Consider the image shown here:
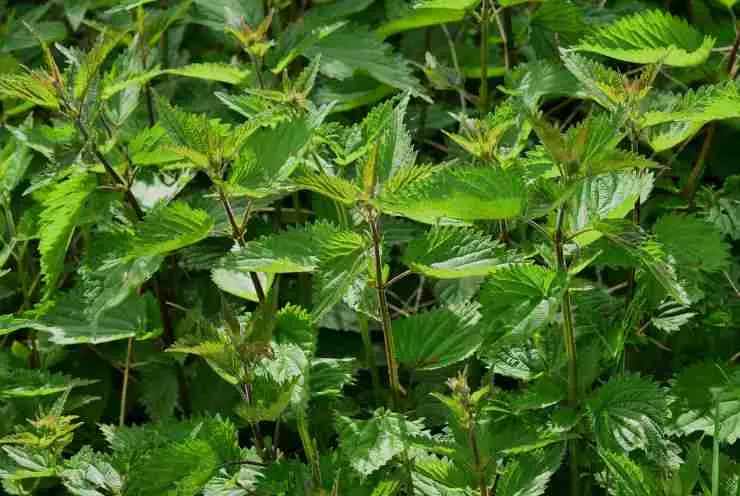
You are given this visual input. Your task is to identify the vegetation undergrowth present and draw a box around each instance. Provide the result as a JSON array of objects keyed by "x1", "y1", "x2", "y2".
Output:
[{"x1": 0, "y1": 0, "x2": 740, "y2": 494}]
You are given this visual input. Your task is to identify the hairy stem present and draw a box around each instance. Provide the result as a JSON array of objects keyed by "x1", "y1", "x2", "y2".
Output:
[
  {"x1": 478, "y1": 0, "x2": 490, "y2": 114},
  {"x1": 217, "y1": 186, "x2": 266, "y2": 302},
  {"x1": 119, "y1": 336, "x2": 134, "y2": 427},
  {"x1": 369, "y1": 212, "x2": 401, "y2": 406},
  {"x1": 297, "y1": 411, "x2": 322, "y2": 489},
  {"x1": 359, "y1": 314, "x2": 382, "y2": 398},
  {"x1": 469, "y1": 426, "x2": 488, "y2": 496},
  {"x1": 681, "y1": 123, "x2": 716, "y2": 204},
  {"x1": 554, "y1": 205, "x2": 579, "y2": 496}
]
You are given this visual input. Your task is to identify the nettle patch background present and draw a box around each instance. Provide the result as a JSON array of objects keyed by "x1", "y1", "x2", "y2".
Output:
[{"x1": 0, "y1": 0, "x2": 739, "y2": 494}]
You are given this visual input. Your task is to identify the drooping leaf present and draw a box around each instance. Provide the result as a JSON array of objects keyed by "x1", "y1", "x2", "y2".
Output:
[
  {"x1": 393, "y1": 304, "x2": 482, "y2": 370},
  {"x1": 654, "y1": 214, "x2": 729, "y2": 273},
  {"x1": 403, "y1": 226, "x2": 515, "y2": 279},
  {"x1": 130, "y1": 201, "x2": 214, "y2": 258},
  {"x1": 164, "y1": 62, "x2": 250, "y2": 84},
  {"x1": 575, "y1": 10, "x2": 714, "y2": 67},
  {"x1": 61, "y1": 446, "x2": 122, "y2": 496},
  {"x1": 598, "y1": 450, "x2": 657, "y2": 496},
  {"x1": 376, "y1": 0, "x2": 480, "y2": 39}
]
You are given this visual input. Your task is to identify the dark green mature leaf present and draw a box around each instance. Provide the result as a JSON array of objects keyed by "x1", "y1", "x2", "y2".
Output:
[
  {"x1": 30, "y1": 288, "x2": 159, "y2": 344},
  {"x1": 130, "y1": 201, "x2": 214, "y2": 258},
  {"x1": 598, "y1": 450, "x2": 657, "y2": 496},
  {"x1": 575, "y1": 10, "x2": 714, "y2": 67},
  {"x1": 496, "y1": 445, "x2": 564, "y2": 496},
  {"x1": 0, "y1": 368, "x2": 95, "y2": 399},
  {"x1": 654, "y1": 214, "x2": 729, "y2": 273},
  {"x1": 479, "y1": 264, "x2": 565, "y2": 339},
  {"x1": 376, "y1": 166, "x2": 527, "y2": 223},
  {"x1": 588, "y1": 375, "x2": 667, "y2": 454},
  {"x1": 306, "y1": 25, "x2": 425, "y2": 97},
  {"x1": 393, "y1": 304, "x2": 482, "y2": 370},
  {"x1": 337, "y1": 408, "x2": 427, "y2": 477},
  {"x1": 312, "y1": 231, "x2": 370, "y2": 322}
]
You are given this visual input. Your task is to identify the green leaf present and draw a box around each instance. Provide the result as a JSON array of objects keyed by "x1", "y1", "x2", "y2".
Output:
[
  {"x1": 211, "y1": 269, "x2": 272, "y2": 303},
  {"x1": 0, "y1": 367, "x2": 95, "y2": 399},
  {"x1": 293, "y1": 170, "x2": 362, "y2": 205},
  {"x1": 654, "y1": 214, "x2": 729, "y2": 273},
  {"x1": 560, "y1": 51, "x2": 628, "y2": 111},
  {"x1": 31, "y1": 288, "x2": 159, "y2": 344},
  {"x1": 640, "y1": 82, "x2": 740, "y2": 152},
  {"x1": 479, "y1": 264, "x2": 565, "y2": 339},
  {"x1": 130, "y1": 201, "x2": 214, "y2": 258},
  {"x1": 496, "y1": 445, "x2": 564, "y2": 496},
  {"x1": 587, "y1": 375, "x2": 667, "y2": 454},
  {"x1": 376, "y1": 0, "x2": 480, "y2": 39},
  {"x1": 394, "y1": 304, "x2": 482, "y2": 370},
  {"x1": 164, "y1": 62, "x2": 250, "y2": 84},
  {"x1": 337, "y1": 408, "x2": 427, "y2": 477},
  {"x1": 312, "y1": 231, "x2": 370, "y2": 322},
  {"x1": 376, "y1": 166, "x2": 526, "y2": 224},
  {"x1": 570, "y1": 171, "x2": 654, "y2": 247},
  {"x1": 403, "y1": 226, "x2": 515, "y2": 279},
  {"x1": 306, "y1": 25, "x2": 425, "y2": 97},
  {"x1": 598, "y1": 450, "x2": 657, "y2": 496},
  {"x1": 309, "y1": 358, "x2": 356, "y2": 399},
  {"x1": 138, "y1": 362, "x2": 180, "y2": 420},
  {"x1": 38, "y1": 174, "x2": 96, "y2": 293},
  {"x1": 218, "y1": 222, "x2": 337, "y2": 274},
  {"x1": 61, "y1": 446, "x2": 122, "y2": 496},
  {"x1": 228, "y1": 117, "x2": 312, "y2": 197},
  {"x1": 74, "y1": 32, "x2": 125, "y2": 101},
  {"x1": 575, "y1": 10, "x2": 715, "y2": 67},
  {"x1": 0, "y1": 133, "x2": 32, "y2": 201}
]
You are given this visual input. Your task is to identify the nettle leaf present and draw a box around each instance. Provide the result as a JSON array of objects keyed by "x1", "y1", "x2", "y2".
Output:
[
  {"x1": 570, "y1": 171, "x2": 654, "y2": 247},
  {"x1": 211, "y1": 269, "x2": 272, "y2": 303},
  {"x1": 38, "y1": 174, "x2": 96, "y2": 293},
  {"x1": 130, "y1": 201, "x2": 214, "y2": 258},
  {"x1": 376, "y1": 166, "x2": 527, "y2": 224},
  {"x1": 479, "y1": 264, "x2": 566, "y2": 340},
  {"x1": 337, "y1": 408, "x2": 427, "y2": 477},
  {"x1": 73, "y1": 32, "x2": 125, "y2": 101},
  {"x1": 164, "y1": 62, "x2": 250, "y2": 84},
  {"x1": 598, "y1": 450, "x2": 657, "y2": 496},
  {"x1": 508, "y1": 59, "x2": 585, "y2": 111},
  {"x1": 560, "y1": 51, "x2": 628, "y2": 110},
  {"x1": 587, "y1": 375, "x2": 668, "y2": 454},
  {"x1": 376, "y1": 0, "x2": 480, "y2": 39},
  {"x1": 654, "y1": 214, "x2": 729, "y2": 273},
  {"x1": 671, "y1": 363, "x2": 740, "y2": 444},
  {"x1": 293, "y1": 170, "x2": 362, "y2": 205},
  {"x1": 0, "y1": 71, "x2": 60, "y2": 109},
  {"x1": 312, "y1": 231, "x2": 371, "y2": 322},
  {"x1": 496, "y1": 445, "x2": 564, "y2": 496},
  {"x1": 640, "y1": 81, "x2": 740, "y2": 152},
  {"x1": 306, "y1": 25, "x2": 425, "y2": 97},
  {"x1": 218, "y1": 222, "x2": 337, "y2": 274},
  {"x1": 574, "y1": 10, "x2": 714, "y2": 67},
  {"x1": 393, "y1": 303, "x2": 482, "y2": 370},
  {"x1": 228, "y1": 117, "x2": 313, "y2": 197},
  {"x1": 61, "y1": 446, "x2": 122, "y2": 496},
  {"x1": 0, "y1": 368, "x2": 95, "y2": 399},
  {"x1": 403, "y1": 226, "x2": 516, "y2": 279},
  {"x1": 309, "y1": 358, "x2": 357, "y2": 399},
  {"x1": 31, "y1": 287, "x2": 159, "y2": 344}
]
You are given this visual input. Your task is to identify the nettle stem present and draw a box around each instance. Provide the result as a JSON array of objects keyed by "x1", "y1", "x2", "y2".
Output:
[
  {"x1": 218, "y1": 186, "x2": 265, "y2": 301},
  {"x1": 119, "y1": 336, "x2": 134, "y2": 426},
  {"x1": 369, "y1": 211, "x2": 401, "y2": 406},
  {"x1": 554, "y1": 205, "x2": 579, "y2": 496},
  {"x1": 478, "y1": 0, "x2": 490, "y2": 114},
  {"x1": 296, "y1": 411, "x2": 322, "y2": 489},
  {"x1": 468, "y1": 427, "x2": 487, "y2": 496}
]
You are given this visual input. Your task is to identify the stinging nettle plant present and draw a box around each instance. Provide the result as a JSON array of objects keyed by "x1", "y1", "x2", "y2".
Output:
[{"x1": 0, "y1": 1, "x2": 739, "y2": 495}]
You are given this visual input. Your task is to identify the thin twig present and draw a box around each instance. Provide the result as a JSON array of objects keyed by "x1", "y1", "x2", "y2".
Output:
[{"x1": 119, "y1": 337, "x2": 134, "y2": 427}]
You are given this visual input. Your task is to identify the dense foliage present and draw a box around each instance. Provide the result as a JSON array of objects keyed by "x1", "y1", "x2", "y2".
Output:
[{"x1": 1, "y1": 0, "x2": 740, "y2": 494}]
